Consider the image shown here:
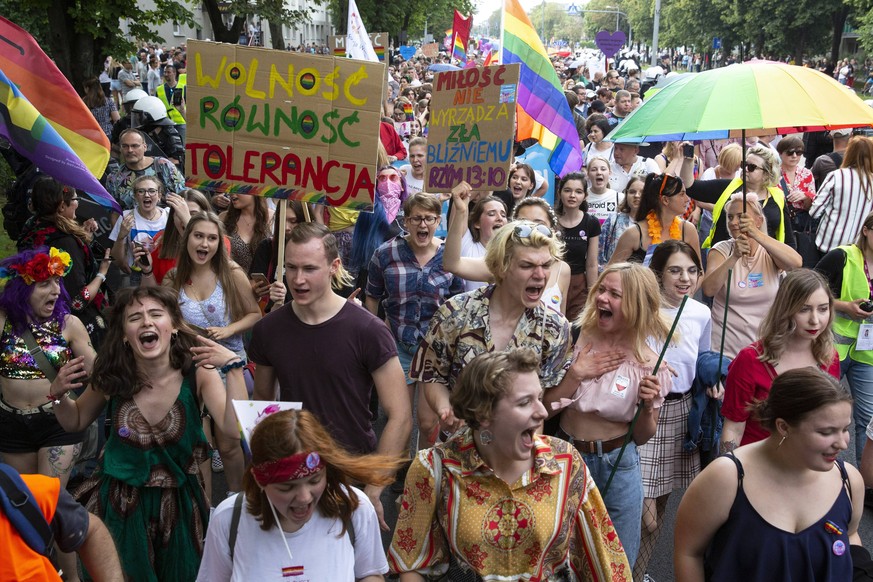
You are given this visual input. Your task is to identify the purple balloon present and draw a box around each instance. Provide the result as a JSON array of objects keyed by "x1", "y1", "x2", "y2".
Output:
[{"x1": 595, "y1": 30, "x2": 626, "y2": 59}]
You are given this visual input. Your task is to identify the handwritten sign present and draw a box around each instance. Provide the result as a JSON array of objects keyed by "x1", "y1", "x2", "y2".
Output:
[
  {"x1": 185, "y1": 40, "x2": 385, "y2": 211},
  {"x1": 426, "y1": 63, "x2": 519, "y2": 192},
  {"x1": 422, "y1": 43, "x2": 439, "y2": 58},
  {"x1": 595, "y1": 30, "x2": 626, "y2": 59},
  {"x1": 329, "y1": 32, "x2": 388, "y2": 61}
]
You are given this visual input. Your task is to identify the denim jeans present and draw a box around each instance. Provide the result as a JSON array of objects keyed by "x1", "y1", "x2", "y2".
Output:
[
  {"x1": 580, "y1": 443, "x2": 643, "y2": 567},
  {"x1": 841, "y1": 357, "x2": 873, "y2": 465},
  {"x1": 397, "y1": 341, "x2": 418, "y2": 385}
]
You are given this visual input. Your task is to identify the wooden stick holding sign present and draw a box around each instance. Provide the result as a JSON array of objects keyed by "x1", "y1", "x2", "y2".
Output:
[{"x1": 275, "y1": 200, "x2": 287, "y2": 284}]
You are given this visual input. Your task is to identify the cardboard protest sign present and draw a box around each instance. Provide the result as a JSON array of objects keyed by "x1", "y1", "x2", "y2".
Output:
[
  {"x1": 426, "y1": 63, "x2": 520, "y2": 192},
  {"x1": 185, "y1": 40, "x2": 385, "y2": 211},
  {"x1": 421, "y1": 43, "x2": 439, "y2": 58},
  {"x1": 329, "y1": 32, "x2": 388, "y2": 61},
  {"x1": 232, "y1": 400, "x2": 301, "y2": 456}
]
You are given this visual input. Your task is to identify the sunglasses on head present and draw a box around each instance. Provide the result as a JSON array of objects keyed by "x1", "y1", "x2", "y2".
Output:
[
  {"x1": 377, "y1": 174, "x2": 400, "y2": 183},
  {"x1": 513, "y1": 222, "x2": 553, "y2": 239}
]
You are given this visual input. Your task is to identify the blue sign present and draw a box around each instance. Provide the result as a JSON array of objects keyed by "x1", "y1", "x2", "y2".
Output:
[
  {"x1": 567, "y1": 3, "x2": 579, "y2": 15},
  {"x1": 399, "y1": 46, "x2": 416, "y2": 60},
  {"x1": 713, "y1": 37, "x2": 721, "y2": 49}
]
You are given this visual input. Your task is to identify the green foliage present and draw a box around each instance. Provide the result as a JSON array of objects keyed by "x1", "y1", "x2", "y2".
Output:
[
  {"x1": 202, "y1": 0, "x2": 317, "y2": 45},
  {"x1": 325, "y1": 0, "x2": 473, "y2": 44}
]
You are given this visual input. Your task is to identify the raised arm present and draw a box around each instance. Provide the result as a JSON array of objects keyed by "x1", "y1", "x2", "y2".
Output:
[{"x1": 443, "y1": 181, "x2": 493, "y2": 283}]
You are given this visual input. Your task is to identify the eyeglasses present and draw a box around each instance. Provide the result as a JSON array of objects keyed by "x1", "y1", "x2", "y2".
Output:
[
  {"x1": 406, "y1": 215, "x2": 439, "y2": 225},
  {"x1": 744, "y1": 163, "x2": 762, "y2": 173},
  {"x1": 785, "y1": 149, "x2": 804, "y2": 156},
  {"x1": 513, "y1": 222, "x2": 554, "y2": 239},
  {"x1": 135, "y1": 188, "x2": 159, "y2": 196},
  {"x1": 377, "y1": 174, "x2": 400, "y2": 183},
  {"x1": 665, "y1": 266, "x2": 700, "y2": 277}
]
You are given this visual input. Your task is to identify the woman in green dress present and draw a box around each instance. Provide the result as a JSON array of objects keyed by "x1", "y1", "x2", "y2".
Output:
[{"x1": 51, "y1": 286, "x2": 246, "y2": 581}]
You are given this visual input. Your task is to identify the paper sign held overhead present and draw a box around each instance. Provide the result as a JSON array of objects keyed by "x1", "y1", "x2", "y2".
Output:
[
  {"x1": 185, "y1": 40, "x2": 385, "y2": 212},
  {"x1": 426, "y1": 63, "x2": 520, "y2": 192}
]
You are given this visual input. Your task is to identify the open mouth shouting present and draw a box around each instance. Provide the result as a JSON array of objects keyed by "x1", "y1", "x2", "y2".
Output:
[{"x1": 138, "y1": 331, "x2": 160, "y2": 350}]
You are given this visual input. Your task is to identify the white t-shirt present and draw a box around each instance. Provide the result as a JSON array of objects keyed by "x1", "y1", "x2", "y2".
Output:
[
  {"x1": 197, "y1": 487, "x2": 387, "y2": 582},
  {"x1": 648, "y1": 298, "x2": 712, "y2": 394},
  {"x1": 405, "y1": 173, "x2": 424, "y2": 196},
  {"x1": 587, "y1": 189, "x2": 624, "y2": 225},
  {"x1": 459, "y1": 229, "x2": 487, "y2": 292},
  {"x1": 108, "y1": 206, "x2": 169, "y2": 266},
  {"x1": 609, "y1": 156, "x2": 660, "y2": 192}
]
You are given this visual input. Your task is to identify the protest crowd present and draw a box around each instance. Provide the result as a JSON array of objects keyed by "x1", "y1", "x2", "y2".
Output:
[{"x1": 8, "y1": 4, "x2": 873, "y2": 581}]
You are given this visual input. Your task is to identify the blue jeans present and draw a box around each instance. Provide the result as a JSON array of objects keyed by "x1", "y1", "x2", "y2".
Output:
[
  {"x1": 581, "y1": 443, "x2": 643, "y2": 567},
  {"x1": 841, "y1": 357, "x2": 873, "y2": 465},
  {"x1": 397, "y1": 341, "x2": 418, "y2": 385}
]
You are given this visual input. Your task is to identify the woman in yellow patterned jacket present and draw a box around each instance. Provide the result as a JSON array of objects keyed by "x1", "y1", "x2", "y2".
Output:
[{"x1": 389, "y1": 348, "x2": 630, "y2": 581}]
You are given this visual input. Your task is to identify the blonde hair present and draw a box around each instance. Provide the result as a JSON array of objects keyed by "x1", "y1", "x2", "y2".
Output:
[
  {"x1": 717, "y1": 143, "x2": 743, "y2": 174},
  {"x1": 746, "y1": 144, "x2": 781, "y2": 187},
  {"x1": 726, "y1": 192, "x2": 768, "y2": 234},
  {"x1": 575, "y1": 263, "x2": 671, "y2": 362},
  {"x1": 484, "y1": 220, "x2": 564, "y2": 284}
]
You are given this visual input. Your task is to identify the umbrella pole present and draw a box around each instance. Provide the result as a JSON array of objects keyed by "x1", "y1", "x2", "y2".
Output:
[
  {"x1": 711, "y1": 268, "x2": 732, "y2": 452},
  {"x1": 742, "y1": 129, "x2": 747, "y2": 213}
]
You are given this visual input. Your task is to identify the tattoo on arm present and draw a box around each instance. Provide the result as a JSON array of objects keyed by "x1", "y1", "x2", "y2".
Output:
[{"x1": 719, "y1": 440, "x2": 737, "y2": 456}]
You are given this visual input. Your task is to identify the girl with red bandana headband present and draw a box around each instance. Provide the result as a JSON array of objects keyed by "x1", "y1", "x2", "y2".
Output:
[{"x1": 197, "y1": 409, "x2": 404, "y2": 581}]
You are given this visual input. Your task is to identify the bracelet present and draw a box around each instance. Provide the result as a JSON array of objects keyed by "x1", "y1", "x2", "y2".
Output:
[
  {"x1": 141, "y1": 269, "x2": 154, "y2": 276},
  {"x1": 46, "y1": 392, "x2": 69, "y2": 405},
  {"x1": 95, "y1": 272, "x2": 107, "y2": 282},
  {"x1": 219, "y1": 358, "x2": 245, "y2": 375}
]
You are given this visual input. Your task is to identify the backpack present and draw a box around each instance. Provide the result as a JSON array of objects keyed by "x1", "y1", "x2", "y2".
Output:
[
  {"x1": 0, "y1": 463, "x2": 54, "y2": 556},
  {"x1": 1, "y1": 162, "x2": 41, "y2": 241}
]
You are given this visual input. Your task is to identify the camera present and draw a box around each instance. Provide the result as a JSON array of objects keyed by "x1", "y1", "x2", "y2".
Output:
[
  {"x1": 860, "y1": 300, "x2": 873, "y2": 312},
  {"x1": 682, "y1": 143, "x2": 695, "y2": 158}
]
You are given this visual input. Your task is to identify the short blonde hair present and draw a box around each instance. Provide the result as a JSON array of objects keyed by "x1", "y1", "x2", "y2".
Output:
[
  {"x1": 484, "y1": 220, "x2": 564, "y2": 283},
  {"x1": 576, "y1": 263, "x2": 670, "y2": 362},
  {"x1": 747, "y1": 144, "x2": 781, "y2": 187},
  {"x1": 726, "y1": 192, "x2": 768, "y2": 234}
]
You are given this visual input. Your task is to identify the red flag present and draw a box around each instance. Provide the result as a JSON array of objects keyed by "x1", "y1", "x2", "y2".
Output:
[{"x1": 452, "y1": 11, "x2": 472, "y2": 65}]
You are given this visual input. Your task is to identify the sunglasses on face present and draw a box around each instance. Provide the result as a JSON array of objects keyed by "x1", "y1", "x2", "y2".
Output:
[
  {"x1": 513, "y1": 222, "x2": 554, "y2": 239},
  {"x1": 744, "y1": 163, "x2": 762, "y2": 173},
  {"x1": 378, "y1": 174, "x2": 400, "y2": 183},
  {"x1": 785, "y1": 149, "x2": 804, "y2": 156}
]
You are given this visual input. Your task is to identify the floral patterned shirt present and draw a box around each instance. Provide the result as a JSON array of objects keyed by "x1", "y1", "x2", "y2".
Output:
[
  {"x1": 106, "y1": 157, "x2": 186, "y2": 210},
  {"x1": 782, "y1": 166, "x2": 816, "y2": 210},
  {"x1": 409, "y1": 285, "x2": 571, "y2": 390},
  {"x1": 388, "y1": 429, "x2": 631, "y2": 581}
]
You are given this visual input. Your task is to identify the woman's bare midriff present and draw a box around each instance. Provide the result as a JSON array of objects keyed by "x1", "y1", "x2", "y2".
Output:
[{"x1": 559, "y1": 407, "x2": 630, "y2": 442}]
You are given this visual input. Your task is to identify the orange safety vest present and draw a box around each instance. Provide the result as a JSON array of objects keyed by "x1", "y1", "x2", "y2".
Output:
[{"x1": 0, "y1": 474, "x2": 62, "y2": 582}]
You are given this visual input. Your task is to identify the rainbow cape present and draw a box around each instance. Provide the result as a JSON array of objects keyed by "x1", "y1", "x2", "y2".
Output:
[
  {"x1": 502, "y1": 0, "x2": 583, "y2": 177},
  {"x1": 0, "y1": 17, "x2": 118, "y2": 212}
]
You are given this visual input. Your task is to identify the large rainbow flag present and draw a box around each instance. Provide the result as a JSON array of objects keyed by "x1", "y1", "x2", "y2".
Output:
[
  {"x1": 0, "y1": 17, "x2": 118, "y2": 212},
  {"x1": 502, "y1": 0, "x2": 583, "y2": 177}
]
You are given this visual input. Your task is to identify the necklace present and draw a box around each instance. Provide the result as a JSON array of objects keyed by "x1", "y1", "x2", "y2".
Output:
[{"x1": 646, "y1": 211, "x2": 682, "y2": 244}]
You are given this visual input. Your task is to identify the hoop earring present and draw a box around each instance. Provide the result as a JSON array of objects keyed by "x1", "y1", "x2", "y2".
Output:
[
  {"x1": 171, "y1": 332, "x2": 178, "y2": 344},
  {"x1": 479, "y1": 429, "x2": 494, "y2": 445}
]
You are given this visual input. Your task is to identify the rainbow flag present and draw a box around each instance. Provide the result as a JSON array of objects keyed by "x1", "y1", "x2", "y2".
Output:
[
  {"x1": 0, "y1": 68, "x2": 119, "y2": 213},
  {"x1": 0, "y1": 17, "x2": 117, "y2": 212},
  {"x1": 452, "y1": 11, "x2": 472, "y2": 65},
  {"x1": 483, "y1": 49, "x2": 498, "y2": 67},
  {"x1": 502, "y1": 0, "x2": 583, "y2": 177}
]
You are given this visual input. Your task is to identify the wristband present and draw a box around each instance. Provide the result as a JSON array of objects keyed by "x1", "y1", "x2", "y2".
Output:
[
  {"x1": 46, "y1": 392, "x2": 69, "y2": 405},
  {"x1": 95, "y1": 272, "x2": 107, "y2": 282},
  {"x1": 220, "y1": 359, "x2": 245, "y2": 375}
]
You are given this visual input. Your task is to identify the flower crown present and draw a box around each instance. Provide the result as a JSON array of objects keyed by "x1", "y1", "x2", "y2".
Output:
[{"x1": 0, "y1": 248, "x2": 72, "y2": 285}]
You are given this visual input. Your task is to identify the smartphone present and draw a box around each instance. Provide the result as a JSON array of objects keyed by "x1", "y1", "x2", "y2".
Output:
[
  {"x1": 133, "y1": 242, "x2": 150, "y2": 267},
  {"x1": 682, "y1": 143, "x2": 695, "y2": 158},
  {"x1": 251, "y1": 273, "x2": 269, "y2": 286},
  {"x1": 172, "y1": 90, "x2": 183, "y2": 107}
]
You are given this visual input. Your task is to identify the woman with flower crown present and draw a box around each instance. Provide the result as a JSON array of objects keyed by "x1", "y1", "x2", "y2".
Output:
[
  {"x1": 0, "y1": 247, "x2": 97, "y2": 579},
  {"x1": 607, "y1": 173, "x2": 701, "y2": 267}
]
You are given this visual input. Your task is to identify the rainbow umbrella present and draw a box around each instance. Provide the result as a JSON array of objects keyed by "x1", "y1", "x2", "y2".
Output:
[{"x1": 608, "y1": 60, "x2": 873, "y2": 143}]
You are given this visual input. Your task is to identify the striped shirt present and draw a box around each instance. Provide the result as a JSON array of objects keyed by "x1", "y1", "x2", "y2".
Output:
[{"x1": 811, "y1": 168, "x2": 873, "y2": 252}]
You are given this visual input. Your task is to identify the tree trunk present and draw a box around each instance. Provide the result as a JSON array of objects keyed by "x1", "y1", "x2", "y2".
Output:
[
  {"x1": 268, "y1": 21, "x2": 284, "y2": 50},
  {"x1": 793, "y1": 31, "x2": 805, "y2": 66},
  {"x1": 830, "y1": 6, "x2": 850, "y2": 67},
  {"x1": 202, "y1": 0, "x2": 247, "y2": 44}
]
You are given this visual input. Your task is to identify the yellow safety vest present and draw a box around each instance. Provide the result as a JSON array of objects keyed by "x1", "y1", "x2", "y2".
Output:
[
  {"x1": 156, "y1": 78, "x2": 186, "y2": 125},
  {"x1": 701, "y1": 177, "x2": 786, "y2": 249},
  {"x1": 833, "y1": 244, "x2": 873, "y2": 364}
]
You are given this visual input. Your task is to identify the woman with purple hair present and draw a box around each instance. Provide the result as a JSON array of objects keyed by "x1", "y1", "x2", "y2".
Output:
[{"x1": 0, "y1": 246, "x2": 97, "y2": 578}]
